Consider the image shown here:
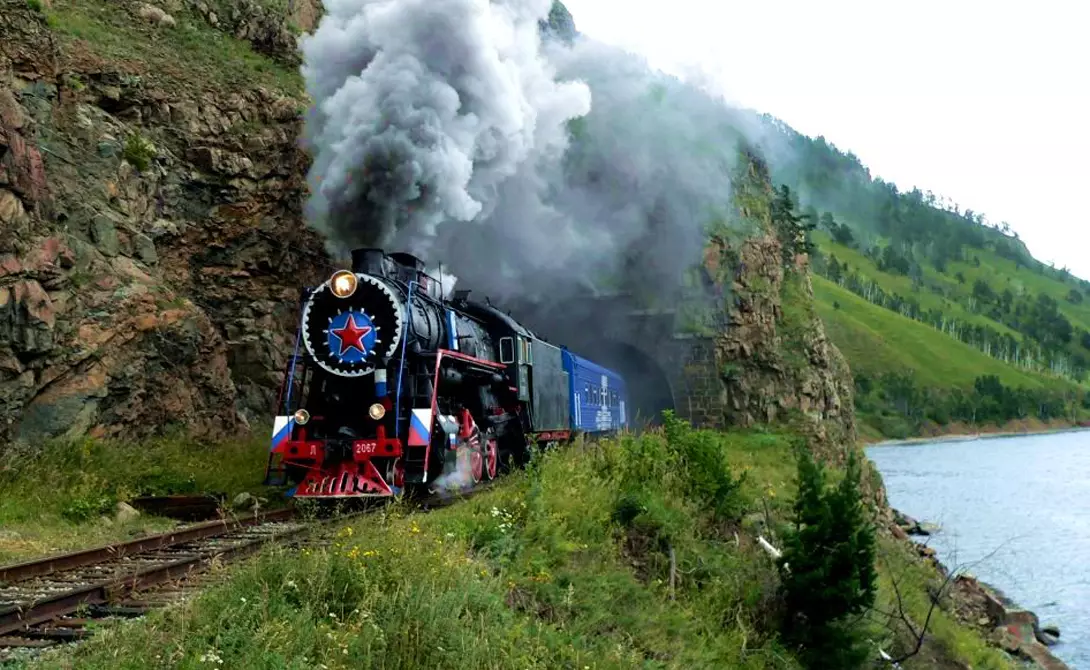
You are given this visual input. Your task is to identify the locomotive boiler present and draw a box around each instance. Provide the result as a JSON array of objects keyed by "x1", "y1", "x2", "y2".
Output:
[{"x1": 265, "y1": 248, "x2": 629, "y2": 499}]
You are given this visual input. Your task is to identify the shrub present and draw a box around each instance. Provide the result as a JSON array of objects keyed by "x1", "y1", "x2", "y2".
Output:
[
  {"x1": 778, "y1": 443, "x2": 877, "y2": 669},
  {"x1": 123, "y1": 133, "x2": 157, "y2": 171},
  {"x1": 662, "y1": 410, "x2": 749, "y2": 522}
]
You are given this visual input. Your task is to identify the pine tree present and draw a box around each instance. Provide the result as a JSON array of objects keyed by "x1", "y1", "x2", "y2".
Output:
[{"x1": 778, "y1": 444, "x2": 877, "y2": 669}]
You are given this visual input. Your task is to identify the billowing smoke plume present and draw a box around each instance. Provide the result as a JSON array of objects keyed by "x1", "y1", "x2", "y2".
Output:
[
  {"x1": 300, "y1": 0, "x2": 591, "y2": 268},
  {"x1": 300, "y1": 0, "x2": 755, "y2": 320}
]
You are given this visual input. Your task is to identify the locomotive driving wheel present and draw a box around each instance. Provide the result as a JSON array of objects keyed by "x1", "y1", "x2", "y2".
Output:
[
  {"x1": 483, "y1": 430, "x2": 498, "y2": 481},
  {"x1": 456, "y1": 440, "x2": 484, "y2": 484},
  {"x1": 452, "y1": 407, "x2": 485, "y2": 485}
]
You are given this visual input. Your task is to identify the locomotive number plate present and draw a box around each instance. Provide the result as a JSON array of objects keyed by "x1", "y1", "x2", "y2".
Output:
[{"x1": 353, "y1": 441, "x2": 379, "y2": 455}]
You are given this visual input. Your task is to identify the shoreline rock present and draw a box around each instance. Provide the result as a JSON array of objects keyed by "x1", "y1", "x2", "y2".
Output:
[{"x1": 886, "y1": 510, "x2": 1072, "y2": 670}]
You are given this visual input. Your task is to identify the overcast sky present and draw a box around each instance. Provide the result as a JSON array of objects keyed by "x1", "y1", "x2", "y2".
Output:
[{"x1": 561, "y1": 0, "x2": 1090, "y2": 280}]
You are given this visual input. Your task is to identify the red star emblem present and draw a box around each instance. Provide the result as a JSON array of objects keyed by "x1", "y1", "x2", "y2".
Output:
[{"x1": 331, "y1": 314, "x2": 372, "y2": 355}]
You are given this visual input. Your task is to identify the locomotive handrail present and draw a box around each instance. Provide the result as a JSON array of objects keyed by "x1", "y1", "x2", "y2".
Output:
[
  {"x1": 393, "y1": 279, "x2": 418, "y2": 439},
  {"x1": 282, "y1": 300, "x2": 307, "y2": 414}
]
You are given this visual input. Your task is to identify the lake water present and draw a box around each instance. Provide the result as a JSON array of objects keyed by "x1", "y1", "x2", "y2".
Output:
[{"x1": 867, "y1": 431, "x2": 1090, "y2": 669}]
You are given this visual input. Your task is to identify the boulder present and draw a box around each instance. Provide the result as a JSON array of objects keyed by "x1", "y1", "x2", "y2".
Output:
[
  {"x1": 133, "y1": 232, "x2": 158, "y2": 265},
  {"x1": 115, "y1": 501, "x2": 141, "y2": 523},
  {"x1": 232, "y1": 491, "x2": 254, "y2": 510},
  {"x1": 0, "y1": 188, "x2": 26, "y2": 225}
]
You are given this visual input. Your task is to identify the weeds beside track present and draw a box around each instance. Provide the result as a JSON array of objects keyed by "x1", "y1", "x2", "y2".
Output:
[{"x1": 0, "y1": 482, "x2": 499, "y2": 664}]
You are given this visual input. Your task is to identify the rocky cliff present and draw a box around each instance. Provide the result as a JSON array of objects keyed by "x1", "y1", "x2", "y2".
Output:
[
  {"x1": 0, "y1": 0, "x2": 326, "y2": 443},
  {"x1": 708, "y1": 151, "x2": 859, "y2": 456}
]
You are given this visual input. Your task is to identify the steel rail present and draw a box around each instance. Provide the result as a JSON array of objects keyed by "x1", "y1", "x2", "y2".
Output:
[
  {"x1": 0, "y1": 518, "x2": 304, "y2": 637},
  {"x1": 0, "y1": 508, "x2": 296, "y2": 585}
]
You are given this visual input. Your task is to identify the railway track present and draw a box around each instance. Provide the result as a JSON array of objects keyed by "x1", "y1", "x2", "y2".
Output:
[{"x1": 0, "y1": 481, "x2": 499, "y2": 663}]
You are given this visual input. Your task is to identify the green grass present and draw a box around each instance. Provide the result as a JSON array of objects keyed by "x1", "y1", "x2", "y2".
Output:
[
  {"x1": 0, "y1": 433, "x2": 282, "y2": 564},
  {"x1": 43, "y1": 0, "x2": 302, "y2": 94},
  {"x1": 812, "y1": 276, "x2": 1053, "y2": 390},
  {"x1": 15, "y1": 423, "x2": 1012, "y2": 670},
  {"x1": 945, "y1": 251, "x2": 1090, "y2": 333},
  {"x1": 814, "y1": 230, "x2": 1090, "y2": 376},
  {"x1": 813, "y1": 232, "x2": 1021, "y2": 339}
]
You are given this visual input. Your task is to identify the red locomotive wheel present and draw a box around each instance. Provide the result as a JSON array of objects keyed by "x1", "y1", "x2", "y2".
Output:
[
  {"x1": 470, "y1": 445, "x2": 483, "y2": 483},
  {"x1": 483, "y1": 437, "x2": 498, "y2": 480},
  {"x1": 456, "y1": 445, "x2": 483, "y2": 485}
]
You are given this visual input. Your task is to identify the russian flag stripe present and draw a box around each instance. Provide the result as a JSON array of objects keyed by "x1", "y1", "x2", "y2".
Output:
[
  {"x1": 271, "y1": 416, "x2": 295, "y2": 452},
  {"x1": 408, "y1": 408, "x2": 432, "y2": 446}
]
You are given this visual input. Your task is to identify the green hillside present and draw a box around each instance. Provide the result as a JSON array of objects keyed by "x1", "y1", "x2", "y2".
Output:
[
  {"x1": 812, "y1": 276, "x2": 1050, "y2": 391},
  {"x1": 757, "y1": 159, "x2": 1090, "y2": 439}
]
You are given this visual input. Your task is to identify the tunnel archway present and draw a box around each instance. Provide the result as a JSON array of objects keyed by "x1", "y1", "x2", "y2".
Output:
[{"x1": 573, "y1": 339, "x2": 676, "y2": 429}]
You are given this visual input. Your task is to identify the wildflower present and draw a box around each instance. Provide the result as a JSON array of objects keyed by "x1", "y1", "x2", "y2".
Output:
[{"x1": 199, "y1": 650, "x2": 223, "y2": 665}]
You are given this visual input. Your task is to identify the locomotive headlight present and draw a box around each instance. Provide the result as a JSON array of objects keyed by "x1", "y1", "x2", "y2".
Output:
[
  {"x1": 293, "y1": 409, "x2": 310, "y2": 425},
  {"x1": 330, "y1": 270, "x2": 358, "y2": 298},
  {"x1": 368, "y1": 403, "x2": 386, "y2": 421}
]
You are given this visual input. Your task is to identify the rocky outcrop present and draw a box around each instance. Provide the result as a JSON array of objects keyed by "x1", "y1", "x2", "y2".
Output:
[
  {"x1": 949, "y1": 575, "x2": 1071, "y2": 670},
  {"x1": 186, "y1": 0, "x2": 322, "y2": 66},
  {"x1": 0, "y1": 0, "x2": 329, "y2": 443},
  {"x1": 706, "y1": 155, "x2": 858, "y2": 463}
]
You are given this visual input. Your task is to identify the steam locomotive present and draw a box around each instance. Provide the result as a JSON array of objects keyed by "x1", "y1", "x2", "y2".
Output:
[{"x1": 264, "y1": 248, "x2": 629, "y2": 498}]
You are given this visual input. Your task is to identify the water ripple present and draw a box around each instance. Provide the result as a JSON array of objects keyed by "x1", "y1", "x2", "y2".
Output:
[{"x1": 868, "y1": 432, "x2": 1090, "y2": 669}]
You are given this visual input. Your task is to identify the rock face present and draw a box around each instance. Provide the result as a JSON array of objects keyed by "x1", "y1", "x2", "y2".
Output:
[
  {"x1": 0, "y1": 0, "x2": 328, "y2": 444},
  {"x1": 705, "y1": 156, "x2": 859, "y2": 463}
]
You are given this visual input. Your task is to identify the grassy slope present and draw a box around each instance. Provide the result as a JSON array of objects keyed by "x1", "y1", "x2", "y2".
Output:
[
  {"x1": 813, "y1": 230, "x2": 1090, "y2": 385},
  {"x1": 812, "y1": 276, "x2": 1050, "y2": 391},
  {"x1": 814, "y1": 233, "x2": 1021, "y2": 338},
  {"x1": 810, "y1": 230, "x2": 1089, "y2": 437},
  {"x1": 946, "y1": 251, "x2": 1090, "y2": 333},
  {"x1": 44, "y1": 0, "x2": 301, "y2": 94},
  {"x1": 16, "y1": 427, "x2": 1013, "y2": 670}
]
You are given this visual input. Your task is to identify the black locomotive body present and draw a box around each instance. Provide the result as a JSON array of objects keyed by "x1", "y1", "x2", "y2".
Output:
[{"x1": 265, "y1": 249, "x2": 628, "y2": 498}]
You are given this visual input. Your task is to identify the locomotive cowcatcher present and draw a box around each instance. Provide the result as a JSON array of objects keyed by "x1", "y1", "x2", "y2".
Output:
[{"x1": 264, "y1": 248, "x2": 628, "y2": 499}]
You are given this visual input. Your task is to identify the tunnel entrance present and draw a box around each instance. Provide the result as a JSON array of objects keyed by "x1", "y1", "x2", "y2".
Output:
[{"x1": 575, "y1": 339, "x2": 675, "y2": 429}]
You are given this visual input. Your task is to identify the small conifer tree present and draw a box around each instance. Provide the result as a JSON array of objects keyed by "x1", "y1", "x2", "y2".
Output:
[{"x1": 778, "y1": 443, "x2": 877, "y2": 669}]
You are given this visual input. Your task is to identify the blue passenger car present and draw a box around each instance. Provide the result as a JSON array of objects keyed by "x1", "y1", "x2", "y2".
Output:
[{"x1": 561, "y1": 349, "x2": 628, "y2": 434}]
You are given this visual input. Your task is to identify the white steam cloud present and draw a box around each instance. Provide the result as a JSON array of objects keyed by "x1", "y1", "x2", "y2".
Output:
[
  {"x1": 299, "y1": 0, "x2": 752, "y2": 317},
  {"x1": 300, "y1": 0, "x2": 591, "y2": 270}
]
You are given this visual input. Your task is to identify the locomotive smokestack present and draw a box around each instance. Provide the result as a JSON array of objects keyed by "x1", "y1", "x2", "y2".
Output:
[{"x1": 351, "y1": 248, "x2": 386, "y2": 276}]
